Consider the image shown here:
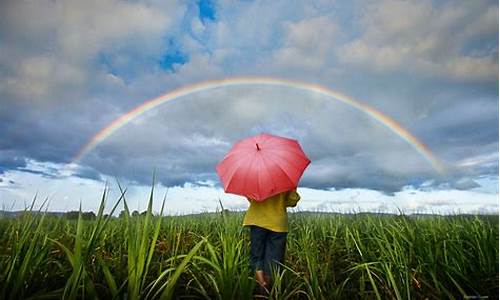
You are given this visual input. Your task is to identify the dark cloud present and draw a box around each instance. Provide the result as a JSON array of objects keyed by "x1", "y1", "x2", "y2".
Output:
[
  {"x1": 0, "y1": 152, "x2": 27, "y2": 174},
  {"x1": 69, "y1": 87, "x2": 486, "y2": 193},
  {"x1": 452, "y1": 178, "x2": 481, "y2": 190}
]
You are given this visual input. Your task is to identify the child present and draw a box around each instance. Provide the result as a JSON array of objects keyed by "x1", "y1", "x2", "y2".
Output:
[{"x1": 243, "y1": 189, "x2": 301, "y2": 292}]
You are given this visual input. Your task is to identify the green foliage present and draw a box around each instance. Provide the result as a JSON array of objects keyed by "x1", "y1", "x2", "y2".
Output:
[
  {"x1": 0, "y1": 196, "x2": 50, "y2": 300},
  {"x1": 0, "y1": 190, "x2": 498, "y2": 299}
]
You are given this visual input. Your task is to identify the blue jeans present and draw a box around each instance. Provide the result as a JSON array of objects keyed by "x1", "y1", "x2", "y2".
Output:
[{"x1": 248, "y1": 225, "x2": 287, "y2": 276}]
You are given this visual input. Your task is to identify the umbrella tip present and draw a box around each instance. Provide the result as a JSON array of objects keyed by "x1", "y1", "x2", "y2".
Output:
[{"x1": 256, "y1": 143, "x2": 260, "y2": 151}]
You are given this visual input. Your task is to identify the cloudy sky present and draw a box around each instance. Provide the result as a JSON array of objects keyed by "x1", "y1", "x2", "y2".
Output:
[{"x1": 0, "y1": 0, "x2": 498, "y2": 215}]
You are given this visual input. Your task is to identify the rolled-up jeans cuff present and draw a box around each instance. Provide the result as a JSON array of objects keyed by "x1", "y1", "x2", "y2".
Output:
[{"x1": 253, "y1": 261, "x2": 264, "y2": 272}]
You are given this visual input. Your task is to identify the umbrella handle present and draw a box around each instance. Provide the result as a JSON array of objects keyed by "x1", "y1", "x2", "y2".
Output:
[{"x1": 256, "y1": 143, "x2": 260, "y2": 151}]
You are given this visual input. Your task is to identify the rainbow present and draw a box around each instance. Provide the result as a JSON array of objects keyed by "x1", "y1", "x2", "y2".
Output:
[{"x1": 73, "y1": 77, "x2": 447, "y2": 174}]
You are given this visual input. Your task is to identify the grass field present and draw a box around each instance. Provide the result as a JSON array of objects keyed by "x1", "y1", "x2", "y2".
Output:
[{"x1": 0, "y1": 187, "x2": 498, "y2": 299}]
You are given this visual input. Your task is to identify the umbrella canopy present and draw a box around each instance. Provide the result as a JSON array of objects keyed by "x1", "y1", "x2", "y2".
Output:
[{"x1": 215, "y1": 133, "x2": 311, "y2": 201}]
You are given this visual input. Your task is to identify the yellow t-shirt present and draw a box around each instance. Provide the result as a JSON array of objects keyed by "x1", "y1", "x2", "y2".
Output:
[{"x1": 242, "y1": 189, "x2": 301, "y2": 233}]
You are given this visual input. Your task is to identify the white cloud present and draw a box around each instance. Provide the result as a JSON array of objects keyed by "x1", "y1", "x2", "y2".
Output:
[
  {"x1": 56, "y1": 0, "x2": 175, "y2": 62},
  {"x1": 336, "y1": 0, "x2": 498, "y2": 81},
  {"x1": 3, "y1": 55, "x2": 86, "y2": 99},
  {"x1": 273, "y1": 16, "x2": 339, "y2": 71},
  {"x1": 0, "y1": 167, "x2": 104, "y2": 212},
  {"x1": 471, "y1": 175, "x2": 499, "y2": 194},
  {"x1": 1, "y1": 163, "x2": 497, "y2": 215},
  {"x1": 299, "y1": 186, "x2": 498, "y2": 215},
  {"x1": 174, "y1": 53, "x2": 224, "y2": 81},
  {"x1": 0, "y1": 0, "x2": 182, "y2": 100},
  {"x1": 457, "y1": 151, "x2": 498, "y2": 168}
]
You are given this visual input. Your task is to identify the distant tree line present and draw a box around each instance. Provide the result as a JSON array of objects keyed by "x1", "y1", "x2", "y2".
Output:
[
  {"x1": 63, "y1": 210, "x2": 148, "y2": 220},
  {"x1": 64, "y1": 211, "x2": 97, "y2": 220}
]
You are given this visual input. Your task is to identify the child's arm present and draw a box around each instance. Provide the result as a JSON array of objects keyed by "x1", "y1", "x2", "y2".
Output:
[{"x1": 285, "y1": 189, "x2": 300, "y2": 207}]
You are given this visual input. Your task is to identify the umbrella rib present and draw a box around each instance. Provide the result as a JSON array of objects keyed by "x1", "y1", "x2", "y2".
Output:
[
  {"x1": 240, "y1": 152, "x2": 257, "y2": 198},
  {"x1": 221, "y1": 148, "x2": 253, "y2": 160},
  {"x1": 265, "y1": 145, "x2": 306, "y2": 157},
  {"x1": 253, "y1": 154, "x2": 264, "y2": 200},
  {"x1": 259, "y1": 154, "x2": 280, "y2": 195},
  {"x1": 265, "y1": 148, "x2": 308, "y2": 165},
  {"x1": 262, "y1": 152, "x2": 297, "y2": 187},
  {"x1": 222, "y1": 156, "x2": 251, "y2": 191}
]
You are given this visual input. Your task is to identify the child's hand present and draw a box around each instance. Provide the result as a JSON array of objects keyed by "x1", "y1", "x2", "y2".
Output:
[{"x1": 285, "y1": 189, "x2": 300, "y2": 207}]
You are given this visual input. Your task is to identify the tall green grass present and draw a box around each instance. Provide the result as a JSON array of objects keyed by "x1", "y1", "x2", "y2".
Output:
[
  {"x1": 0, "y1": 196, "x2": 50, "y2": 299},
  {"x1": 0, "y1": 188, "x2": 497, "y2": 299}
]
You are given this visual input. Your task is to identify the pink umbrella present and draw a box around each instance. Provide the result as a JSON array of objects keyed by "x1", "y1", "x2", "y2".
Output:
[{"x1": 215, "y1": 133, "x2": 310, "y2": 201}]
